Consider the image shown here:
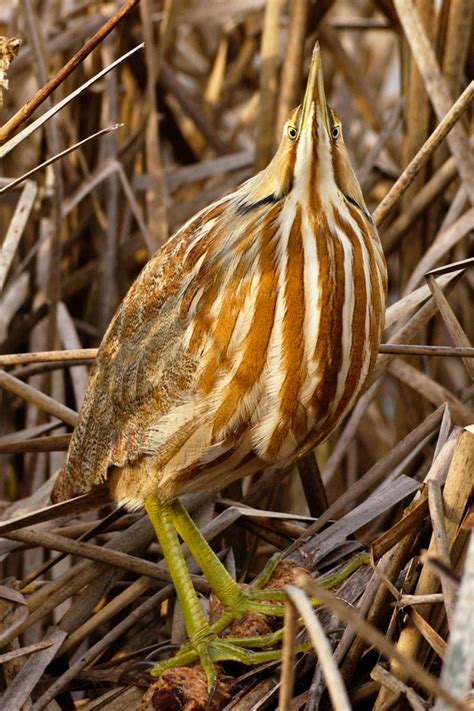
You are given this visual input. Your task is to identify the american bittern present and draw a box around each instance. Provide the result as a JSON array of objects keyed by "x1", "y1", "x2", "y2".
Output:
[{"x1": 53, "y1": 44, "x2": 387, "y2": 689}]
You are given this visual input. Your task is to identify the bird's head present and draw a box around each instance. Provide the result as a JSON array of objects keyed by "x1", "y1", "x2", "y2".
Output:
[{"x1": 242, "y1": 43, "x2": 367, "y2": 216}]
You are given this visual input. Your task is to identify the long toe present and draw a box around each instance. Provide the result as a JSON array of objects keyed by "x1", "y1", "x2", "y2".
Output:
[{"x1": 149, "y1": 632, "x2": 283, "y2": 696}]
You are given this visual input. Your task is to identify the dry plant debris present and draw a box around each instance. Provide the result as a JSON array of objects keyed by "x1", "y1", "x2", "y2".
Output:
[
  {"x1": 0, "y1": 0, "x2": 473, "y2": 709},
  {"x1": 0, "y1": 36, "x2": 21, "y2": 108}
]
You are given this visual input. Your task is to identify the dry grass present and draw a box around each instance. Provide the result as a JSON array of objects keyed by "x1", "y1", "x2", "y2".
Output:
[{"x1": 0, "y1": 1, "x2": 473, "y2": 709}]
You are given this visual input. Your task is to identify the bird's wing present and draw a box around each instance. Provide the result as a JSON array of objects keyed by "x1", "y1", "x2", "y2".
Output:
[
  {"x1": 54, "y1": 197, "x2": 234, "y2": 500},
  {"x1": 53, "y1": 192, "x2": 285, "y2": 503}
]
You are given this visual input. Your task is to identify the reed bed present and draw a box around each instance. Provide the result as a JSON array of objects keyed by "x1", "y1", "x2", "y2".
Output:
[{"x1": 0, "y1": 1, "x2": 472, "y2": 709}]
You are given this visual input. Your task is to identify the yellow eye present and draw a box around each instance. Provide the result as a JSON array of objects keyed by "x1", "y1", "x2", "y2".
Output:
[
  {"x1": 287, "y1": 124, "x2": 298, "y2": 140},
  {"x1": 331, "y1": 125, "x2": 340, "y2": 140}
]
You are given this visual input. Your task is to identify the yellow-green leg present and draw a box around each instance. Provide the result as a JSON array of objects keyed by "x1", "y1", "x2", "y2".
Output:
[
  {"x1": 170, "y1": 500, "x2": 369, "y2": 630},
  {"x1": 145, "y1": 498, "x2": 218, "y2": 687},
  {"x1": 145, "y1": 497, "x2": 292, "y2": 693},
  {"x1": 171, "y1": 500, "x2": 287, "y2": 630}
]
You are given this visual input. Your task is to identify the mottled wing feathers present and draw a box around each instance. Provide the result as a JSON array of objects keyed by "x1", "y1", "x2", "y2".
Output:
[
  {"x1": 53, "y1": 199, "x2": 234, "y2": 501},
  {"x1": 53, "y1": 194, "x2": 282, "y2": 503}
]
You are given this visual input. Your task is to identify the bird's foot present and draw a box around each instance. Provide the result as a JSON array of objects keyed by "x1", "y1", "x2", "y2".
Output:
[
  {"x1": 149, "y1": 626, "x2": 310, "y2": 693},
  {"x1": 210, "y1": 551, "x2": 370, "y2": 635},
  {"x1": 149, "y1": 559, "x2": 301, "y2": 695},
  {"x1": 149, "y1": 552, "x2": 369, "y2": 693}
]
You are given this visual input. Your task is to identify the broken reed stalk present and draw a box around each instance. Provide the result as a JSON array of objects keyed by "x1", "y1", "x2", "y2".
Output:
[
  {"x1": 297, "y1": 577, "x2": 466, "y2": 710},
  {"x1": 0, "y1": 369, "x2": 78, "y2": 425},
  {"x1": 286, "y1": 586, "x2": 352, "y2": 710},
  {"x1": 0, "y1": 124, "x2": 121, "y2": 194}
]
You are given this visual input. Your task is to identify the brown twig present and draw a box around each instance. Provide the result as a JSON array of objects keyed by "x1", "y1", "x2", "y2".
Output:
[
  {"x1": 373, "y1": 81, "x2": 474, "y2": 225},
  {"x1": 0, "y1": 369, "x2": 78, "y2": 426},
  {"x1": 378, "y1": 344, "x2": 474, "y2": 358},
  {"x1": 0, "y1": 0, "x2": 140, "y2": 145}
]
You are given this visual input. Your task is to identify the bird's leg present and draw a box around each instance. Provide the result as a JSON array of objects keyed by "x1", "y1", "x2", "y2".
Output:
[
  {"x1": 144, "y1": 497, "x2": 291, "y2": 692},
  {"x1": 145, "y1": 498, "x2": 369, "y2": 690},
  {"x1": 171, "y1": 500, "x2": 287, "y2": 628},
  {"x1": 171, "y1": 499, "x2": 245, "y2": 610},
  {"x1": 145, "y1": 497, "x2": 218, "y2": 686},
  {"x1": 171, "y1": 501, "x2": 371, "y2": 632}
]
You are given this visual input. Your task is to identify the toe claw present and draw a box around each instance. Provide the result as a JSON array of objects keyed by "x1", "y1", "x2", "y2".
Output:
[
  {"x1": 206, "y1": 680, "x2": 218, "y2": 710},
  {"x1": 119, "y1": 660, "x2": 156, "y2": 685}
]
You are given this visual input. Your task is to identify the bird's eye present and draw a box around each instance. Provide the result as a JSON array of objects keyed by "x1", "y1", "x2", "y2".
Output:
[
  {"x1": 332, "y1": 125, "x2": 340, "y2": 140},
  {"x1": 287, "y1": 125, "x2": 298, "y2": 140}
]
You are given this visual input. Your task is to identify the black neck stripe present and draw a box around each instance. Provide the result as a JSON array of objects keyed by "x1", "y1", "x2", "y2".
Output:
[
  {"x1": 237, "y1": 193, "x2": 279, "y2": 214},
  {"x1": 343, "y1": 193, "x2": 374, "y2": 225}
]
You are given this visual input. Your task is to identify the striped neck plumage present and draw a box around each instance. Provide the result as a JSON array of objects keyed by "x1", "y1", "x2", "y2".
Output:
[{"x1": 236, "y1": 43, "x2": 371, "y2": 229}]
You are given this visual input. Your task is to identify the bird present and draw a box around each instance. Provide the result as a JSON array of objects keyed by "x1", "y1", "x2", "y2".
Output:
[{"x1": 52, "y1": 43, "x2": 387, "y2": 691}]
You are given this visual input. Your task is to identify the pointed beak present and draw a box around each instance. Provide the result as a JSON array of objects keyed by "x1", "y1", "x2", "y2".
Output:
[{"x1": 298, "y1": 42, "x2": 330, "y2": 138}]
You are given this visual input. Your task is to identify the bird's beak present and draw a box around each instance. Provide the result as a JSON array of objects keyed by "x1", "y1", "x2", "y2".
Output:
[{"x1": 298, "y1": 42, "x2": 330, "y2": 138}]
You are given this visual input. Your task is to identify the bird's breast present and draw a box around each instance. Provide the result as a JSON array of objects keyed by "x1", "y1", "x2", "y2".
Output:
[
  {"x1": 231, "y1": 201, "x2": 383, "y2": 461},
  {"x1": 189, "y1": 198, "x2": 386, "y2": 466}
]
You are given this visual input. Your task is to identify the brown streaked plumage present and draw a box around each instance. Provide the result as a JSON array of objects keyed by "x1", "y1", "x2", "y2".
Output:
[
  {"x1": 53, "y1": 49, "x2": 386, "y2": 509},
  {"x1": 52, "y1": 44, "x2": 387, "y2": 688}
]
